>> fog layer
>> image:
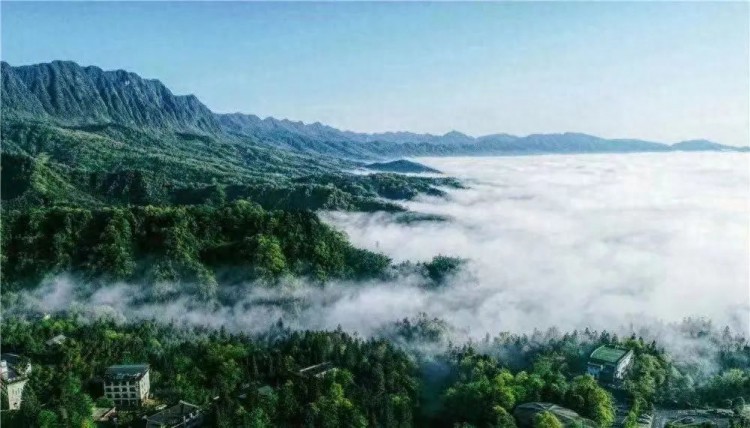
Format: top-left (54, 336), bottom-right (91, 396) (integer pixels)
top-left (323, 153), bottom-right (750, 336)
top-left (17, 153), bottom-right (749, 342)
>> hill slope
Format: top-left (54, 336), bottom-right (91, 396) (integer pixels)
top-left (366, 160), bottom-right (441, 174)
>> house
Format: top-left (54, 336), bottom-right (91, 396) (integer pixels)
top-left (0, 353), bottom-right (31, 410)
top-left (586, 346), bottom-right (634, 382)
top-left (146, 401), bottom-right (204, 428)
top-left (46, 334), bottom-right (68, 347)
top-left (91, 406), bottom-right (117, 425)
top-left (514, 402), bottom-right (597, 428)
top-left (103, 364), bottom-right (150, 407)
top-left (237, 383), bottom-right (275, 400)
top-left (298, 362), bottom-right (336, 379)
top-left (257, 385), bottom-right (274, 397)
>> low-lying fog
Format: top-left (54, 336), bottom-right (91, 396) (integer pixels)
top-left (20, 153), bottom-right (749, 344)
top-left (323, 153), bottom-right (750, 336)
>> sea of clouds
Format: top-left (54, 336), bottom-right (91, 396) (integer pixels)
top-left (322, 152), bottom-right (750, 337)
top-left (17, 152), bottom-right (750, 341)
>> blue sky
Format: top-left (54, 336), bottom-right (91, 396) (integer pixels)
top-left (2, 2), bottom-right (748, 146)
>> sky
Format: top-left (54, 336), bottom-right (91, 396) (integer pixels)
top-left (2, 2), bottom-right (749, 146)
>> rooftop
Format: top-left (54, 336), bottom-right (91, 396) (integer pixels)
top-left (91, 407), bottom-right (116, 422)
top-left (0, 353), bottom-right (22, 366)
top-left (1, 353), bottom-right (30, 382)
top-left (146, 401), bottom-right (202, 426)
top-left (298, 362), bottom-right (335, 378)
top-left (514, 402), bottom-right (597, 428)
top-left (589, 346), bottom-right (630, 365)
top-left (105, 364), bottom-right (149, 381)
top-left (0, 365), bottom-right (23, 383)
top-left (46, 334), bottom-right (67, 346)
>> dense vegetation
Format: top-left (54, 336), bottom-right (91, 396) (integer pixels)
top-left (1, 123), bottom-right (457, 212)
top-left (365, 160), bottom-right (441, 174)
top-left (3, 317), bottom-right (749, 428)
top-left (1, 317), bottom-right (418, 428)
top-left (1, 201), bottom-right (392, 294)
top-left (459, 322), bottom-right (750, 427)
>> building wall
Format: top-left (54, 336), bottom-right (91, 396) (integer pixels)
top-left (614, 351), bottom-right (634, 380)
top-left (4, 379), bottom-right (28, 410)
top-left (104, 372), bottom-right (150, 407)
top-left (139, 371), bottom-right (150, 400)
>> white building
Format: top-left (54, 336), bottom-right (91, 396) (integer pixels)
top-left (1, 353), bottom-right (31, 411)
top-left (586, 346), bottom-right (634, 382)
top-left (103, 364), bottom-right (150, 407)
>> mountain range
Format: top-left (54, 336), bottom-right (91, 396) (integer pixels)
top-left (3, 60), bottom-right (746, 161)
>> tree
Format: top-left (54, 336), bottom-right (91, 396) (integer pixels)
top-left (534, 411), bottom-right (563, 428)
top-left (251, 234), bottom-right (287, 278)
top-left (0, 386), bottom-right (8, 411)
top-left (19, 385), bottom-right (41, 426)
top-left (494, 406), bottom-right (518, 428)
top-left (58, 375), bottom-right (94, 428)
top-left (247, 407), bottom-right (272, 428)
top-left (422, 255), bottom-right (463, 286)
top-left (90, 211), bottom-right (135, 279)
top-left (95, 396), bottom-right (115, 408)
top-left (37, 411), bottom-right (59, 428)
top-left (569, 375), bottom-right (615, 427)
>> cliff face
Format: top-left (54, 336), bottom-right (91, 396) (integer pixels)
top-left (2, 60), bottom-right (219, 134)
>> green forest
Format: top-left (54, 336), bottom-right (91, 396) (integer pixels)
top-left (1, 202), bottom-right (392, 294)
top-left (2, 317), bottom-right (749, 428)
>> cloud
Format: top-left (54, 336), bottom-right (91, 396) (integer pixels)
top-left (322, 152), bottom-right (750, 337)
top-left (13, 153), bottom-right (749, 370)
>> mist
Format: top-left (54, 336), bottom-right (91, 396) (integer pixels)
top-left (13, 153), bottom-right (749, 363)
top-left (323, 152), bottom-right (750, 336)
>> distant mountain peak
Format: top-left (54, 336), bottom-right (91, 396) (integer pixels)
top-left (365, 159), bottom-right (441, 174)
top-left (672, 139), bottom-right (737, 151)
top-left (2, 60), bottom-right (219, 134)
top-left (443, 130), bottom-right (471, 138)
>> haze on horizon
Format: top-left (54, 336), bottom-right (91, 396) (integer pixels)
top-left (2, 2), bottom-right (748, 147)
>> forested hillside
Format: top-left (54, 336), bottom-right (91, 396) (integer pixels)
top-left (0, 61), bottom-right (463, 302)
top-left (1, 201), bottom-right (393, 295)
top-left (1, 61), bottom-right (458, 214)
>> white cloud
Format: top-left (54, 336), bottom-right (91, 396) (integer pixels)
top-left (16, 152), bottom-right (749, 344)
top-left (323, 152), bottom-right (750, 336)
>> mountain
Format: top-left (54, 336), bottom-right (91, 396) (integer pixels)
top-left (3, 60), bottom-right (219, 133)
top-left (0, 61), bottom-right (361, 211)
top-left (2, 61), bottom-right (465, 212)
top-left (672, 139), bottom-right (749, 152)
top-left (216, 112), bottom-right (389, 158)
top-left (365, 160), bottom-right (441, 174)
top-left (3, 61), bottom-right (746, 164)
top-left (215, 112), bottom-right (745, 158)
